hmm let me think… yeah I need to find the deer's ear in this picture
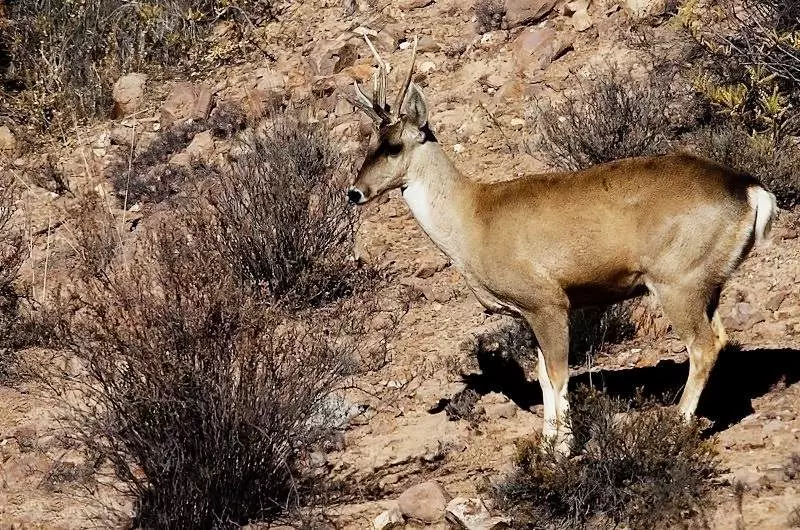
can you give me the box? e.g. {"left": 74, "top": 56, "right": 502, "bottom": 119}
{"left": 402, "top": 83, "right": 428, "bottom": 129}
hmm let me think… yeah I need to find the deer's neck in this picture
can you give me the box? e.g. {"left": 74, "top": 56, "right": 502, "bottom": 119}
{"left": 402, "top": 143, "right": 479, "bottom": 269}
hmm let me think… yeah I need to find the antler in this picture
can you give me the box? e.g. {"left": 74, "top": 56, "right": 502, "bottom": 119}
{"left": 352, "top": 34, "right": 419, "bottom": 126}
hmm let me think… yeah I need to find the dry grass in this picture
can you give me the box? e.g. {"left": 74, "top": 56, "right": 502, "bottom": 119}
{"left": 474, "top": 0, "right": 505, "bottom": 33}
{"left": 493, "top": 387, "right": 719, "bottom": 529}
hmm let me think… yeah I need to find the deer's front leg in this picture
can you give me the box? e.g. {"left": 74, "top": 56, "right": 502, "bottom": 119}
{"left": 522, "top": 304, "right": 571, "bottom": 455}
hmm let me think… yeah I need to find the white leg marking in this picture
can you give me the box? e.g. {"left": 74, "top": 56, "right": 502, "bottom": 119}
{"left": 538, "top": 348, "right": 557, "bottom": 439}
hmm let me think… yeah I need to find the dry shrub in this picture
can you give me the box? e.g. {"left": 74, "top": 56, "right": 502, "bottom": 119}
{"left": 108, "top": 120, "right": 213, "bottom": 204}
{"left": 66, "top": 191, "right": 121, "bottom": 278}
{"left": 207, "top": 113, "right": 370, "bottom": 308}
{"left": 0, "top": 176, "right": 25, "bottom": 377}
{"left": 534, "top": 65, "right": 676, "bottom": 171}
{"left": 0, "top": 0, "right": 278, "bottom": 130}
{"left": 474, "top": 0, "right": 506, "bottom": 33}
{"left": 445, "top": 388, "right": 483, "bottom": 424}
{"left": 790, "top": 505, "right": 800, "bottom": 528}
{"left": 494, "top": 387, "right": 719, "bottom": 529}
{"left": 61, "top": 220, "right": 389, "bottom": 528}
{"left": 693, "top": 125, "right": 800, "bottom": 208}
{"left": 209, "top": 101, "right": 248, "bottom": 139}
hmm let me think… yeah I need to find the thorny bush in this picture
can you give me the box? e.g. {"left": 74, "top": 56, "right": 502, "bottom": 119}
{"left": 60, "top": 217, "right": 392, "bottom": 528}
{"left": 0, "top": 174, "right": 24, "bottom": 377}
{"left": 494, "top": 387, "right": 719, "bottom": 529}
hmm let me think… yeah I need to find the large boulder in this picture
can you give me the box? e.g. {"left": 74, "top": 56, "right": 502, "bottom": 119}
{"left": 398, "top": 481, "right": 449, "bottom": 523}
{"left": 504, "top": 0, "right": 558, "bottom": 28}
{"left": 160, "top": 82, "right": 213, "bottom": 127}
{"left": 112, "top": 73, "right": 148, "bottom": 117}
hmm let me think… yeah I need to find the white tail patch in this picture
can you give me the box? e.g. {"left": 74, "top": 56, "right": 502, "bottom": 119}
{"left": 748, "top": 186, "right": 777, "bottom": 247}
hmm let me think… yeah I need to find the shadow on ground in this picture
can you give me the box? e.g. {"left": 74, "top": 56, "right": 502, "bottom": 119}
{"left": 433, "top": 345, "right": 800, "bottom": 433}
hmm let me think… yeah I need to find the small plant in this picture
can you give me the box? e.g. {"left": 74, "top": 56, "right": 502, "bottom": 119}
{"left": 445, "top": 387, "right": 484, "bottom": 425}
{"left": 208, "top": 100, "right": 247, "bottom": 139}
{"left": 494, "top": 387, "right": 719, "bottom": 529}
{"left": 66, "top": 191, "right": 121, "bottom": 278}
{"left": 533, "top": 65, "right": 675, "bottom": 171}
{"left": 474, "top": 0, "right": 506, "bottom": 33}
{"left": 0, "top": 175, "right": 25, "bottom": 378}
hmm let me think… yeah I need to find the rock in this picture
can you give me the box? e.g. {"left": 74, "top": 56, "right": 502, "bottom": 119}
{"left": 0, "top": 125, "right": 16, "bottom": 151}
{"left": 624, "top": 0, "right": 665, "bottom": 18}
{"left": 504, "top": 0, "right": 558, "bottom": 28}
{"left": 398, "top": 481, "right": 449, "bottom": 523}
{"left": 764, "top": 290, "right": 789, "bottom": 312}
{"left": 374, "top": 504, "right": 405, "bottom": 529}
{"left": 491, "top": 402, "right": 518, "bottom": 419}
{"left": 184, "top": 130, "right": 214, "bottom": 159}
{"left": 563, "top": 0, "right": 589, "bottom": 15}
{"left": 14, "top": 425, "right": 37, "bottom": 453}
{"left": 571, "top": 9, "right": 593, "bottom": 31}
{"left": 511, "top": 25, "right": 574, "bottom": 77}
{"left": 398, "top": 0, "right": 433, "bottom": 10}
{"left": 417, "top": 35, "right": 441, "bottom": 52}
{"left": 160, "top": 83, "right": 213, "bottom": 127}
{"left": 728, "top": 302, "right": 768, "bottom": 331}
{"left": 308, "top": 40, "right": 358, "bottom": 76}
{"left": 109, "top": 126, "right": 136, "bottom": 147}
{"left": 414, "top": 256, "right": 449, "bottom": 278}
{"left": 419, "top": 60, "right": 437, "bottom": 74}
{"left": 446, "top": 497, "right": 512, "bottom": 529}
{"left": 112, "top": 73, "right": 147, "bottom": 117}
{"left": 254, "top": 68, "right": 288, "bottom": 93}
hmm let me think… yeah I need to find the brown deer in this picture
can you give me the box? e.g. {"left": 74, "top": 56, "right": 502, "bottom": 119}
{"left": 347, "top": 36, "right": 777, "bottom": 451}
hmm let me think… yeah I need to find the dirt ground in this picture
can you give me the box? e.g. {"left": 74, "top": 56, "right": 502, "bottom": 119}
{"left": 1, "top": 0, "right": 799, "bottom": 528}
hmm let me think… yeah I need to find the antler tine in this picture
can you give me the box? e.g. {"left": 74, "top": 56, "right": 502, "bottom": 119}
{"left": 350, "top": 81, "right": 382, "bottom": 123}
{"left": 394, "top": 35, "right": 418, "bottom": 114}
{"left": 364, "top": 35, "right": 389, "bottom": 111}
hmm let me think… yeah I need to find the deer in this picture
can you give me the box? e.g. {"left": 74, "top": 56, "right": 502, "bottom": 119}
{"left": 346, "top": 35, "right": 778, "bottom": 452}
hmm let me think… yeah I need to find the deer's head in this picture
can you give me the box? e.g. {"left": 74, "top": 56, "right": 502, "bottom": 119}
{"left": 347, "top": 36, "right": 432, "bottom": 205}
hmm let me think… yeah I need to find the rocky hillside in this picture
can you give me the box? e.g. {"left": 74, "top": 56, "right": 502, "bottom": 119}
{"left": 1, "top": 0, "right": 800, "bottom": 528}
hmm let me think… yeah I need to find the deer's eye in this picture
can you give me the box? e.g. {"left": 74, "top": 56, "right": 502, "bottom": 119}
{"left": 386, "top": 143, "right": 403, "bottom": 157}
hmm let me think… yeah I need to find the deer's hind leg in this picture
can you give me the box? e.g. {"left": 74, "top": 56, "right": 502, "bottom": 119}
{"left": 651, "top": 282, "right": 725, "bottom": 418}
{"left": 521, "top": 304, "right": 571, "bottom": 453}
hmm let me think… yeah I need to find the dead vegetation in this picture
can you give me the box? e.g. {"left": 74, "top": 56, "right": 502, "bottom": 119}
{"left": 533, "top": 65, "right": 676, "bottom": 171}
{"left": 473, "top": 0, "right": 505, "bottom": 33}
{"left": 0, "top": 175, "right": 26, "bottom": 377}
{"left": 205, "top": 113, "right": 372, "bottom": 308}
{"left": 58, "top": 215, "right": 389, "bottom": 527}
{"left": 493, "top": 388, "right": 719, "bottom": 529}
{"left": 0, "top": 0, "right": 279, "bottom": 130}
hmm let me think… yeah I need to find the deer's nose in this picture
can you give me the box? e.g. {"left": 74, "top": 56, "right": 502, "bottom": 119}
{"left": 347, "top": 188, "right": 364, "bottom": 204}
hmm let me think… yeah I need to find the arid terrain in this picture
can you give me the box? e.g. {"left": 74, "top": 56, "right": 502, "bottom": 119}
{"left": 1, "top": 0, "right": 799, "bottom": 528}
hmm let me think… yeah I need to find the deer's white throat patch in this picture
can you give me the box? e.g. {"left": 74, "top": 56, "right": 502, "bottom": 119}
{"left": 402, "top": 180, "right": 465, "bottom": 266}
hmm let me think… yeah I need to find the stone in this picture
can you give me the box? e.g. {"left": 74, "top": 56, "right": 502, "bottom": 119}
{"left": 307, "top": 40, "right": 358, "bottom": 76}
{"left": 491, "top": 402, "right": 518, "bottom": 419}
{"left": 254, "top": 68, "right": 287, "bottom": 93}
{"left": 0, "top": 125, "right": 16, "bottom": 151}
{"left": 417, "top": 35, "right": 441, "bottom": 52}
{"left": 728, "top": 302, "right": 768, "bottom": 331}
{"left": 511, "top": 25, "right": 574, "bottom": 77}
{"left": 109, "top": 126, "right": 136, "bottom": 147}
{"left": 571, "top": 9, "right": 593, "bottom": 31}
{"left": 765, "top": 290, "right": 789, "bottom": 311}
{"left": 112, "top": 73, "right": 147, "bottom": 117}
{"left": 504, "top": 0, "right": 558, "bottom": 28}
{"left": 160, "top": 83, "right": 213, "bottom": 127}
{"left": 624, "top": 0, "right": 665, "bottom": 18}
{"left": 446, "top": 497, "right": 512, "bottom": 529}
{"left": 373, "top": 504, "right": 405, "bottom": 529}
{"left": 398, "top": 481, "right": 449, "bottom": 523}
{"left": 563, "top": 0, "right": 589, "bottom": 15}
{"left": 398, "top": 0, "right": 434, "bottom": 10}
